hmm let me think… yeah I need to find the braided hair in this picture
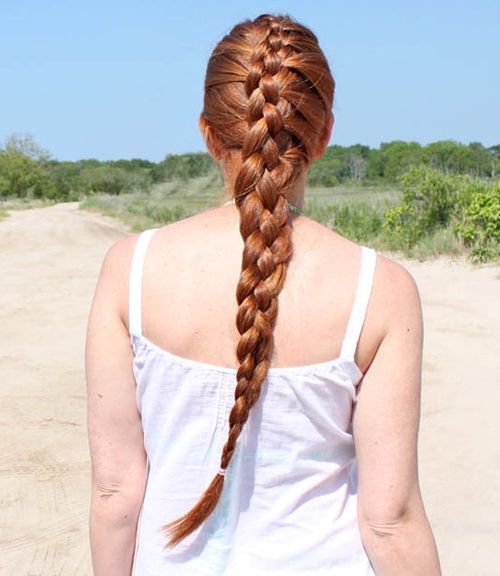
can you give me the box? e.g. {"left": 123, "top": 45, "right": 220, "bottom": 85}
{"left": 164, "top": 13, "right": 334, "bottom": 547}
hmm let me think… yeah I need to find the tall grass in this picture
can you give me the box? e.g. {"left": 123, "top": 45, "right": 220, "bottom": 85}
{"left": 80, "top": 174, "right": 223, "bottom": 231}
{"left": 306, "top": 184, "right": 400, "bottom": 207}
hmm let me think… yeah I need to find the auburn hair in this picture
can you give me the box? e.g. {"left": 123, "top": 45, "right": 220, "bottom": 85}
{"left": 163, "top": 13, "right": 335, "bottom": 547}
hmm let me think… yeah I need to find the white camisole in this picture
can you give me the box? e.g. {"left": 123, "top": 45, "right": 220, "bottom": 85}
{"left": 130, "top": 228, "right": 376, "bottom": 575}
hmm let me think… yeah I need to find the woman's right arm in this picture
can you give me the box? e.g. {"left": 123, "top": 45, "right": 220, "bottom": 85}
{"left": 353, "top": 258, "right": 441, "bottom": 575}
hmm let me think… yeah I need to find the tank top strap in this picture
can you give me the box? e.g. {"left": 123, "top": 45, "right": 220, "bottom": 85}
{"left": 129, "top": 228, "right": 158, "bottom": 337}
{"left": 340, "top": 246, "right": 377, "bottom": 361}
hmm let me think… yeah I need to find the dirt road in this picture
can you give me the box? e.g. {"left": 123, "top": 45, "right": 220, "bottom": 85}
{"left": 0, "top": 203, "right": 498, "bottom": 575}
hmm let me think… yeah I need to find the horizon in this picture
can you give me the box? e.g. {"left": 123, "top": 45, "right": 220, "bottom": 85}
{"left": 1, "top": 1, "right": 499, "bottom": 161}
{"left": 3, "top": 135, "right": 498, "bottom": 164}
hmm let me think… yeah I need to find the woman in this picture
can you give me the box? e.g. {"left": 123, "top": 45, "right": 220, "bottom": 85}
{"left": 86, "top": 13, "right": 441, "bottom": 575}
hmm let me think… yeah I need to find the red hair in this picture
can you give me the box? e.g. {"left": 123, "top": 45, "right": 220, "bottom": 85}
{"left": 163, "top": 13, "right": 334, "bottom": 547}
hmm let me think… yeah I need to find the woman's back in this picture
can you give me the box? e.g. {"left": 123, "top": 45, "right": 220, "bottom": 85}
{"left": 136, "top": 206, "right": 381, "bottom": 374}
{"left": 130, "top": 208, "right": 378, "bottom": 574}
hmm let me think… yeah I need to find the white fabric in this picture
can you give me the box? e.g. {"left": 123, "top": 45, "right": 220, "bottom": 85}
{"left": 129, "top": 228, "right": 158, "bottom": 337}
{"left": 130, "top": 228, "right": 376, "bottom": 575}
{"left": 340, "top": 247, "right": 377, "bottom": 360}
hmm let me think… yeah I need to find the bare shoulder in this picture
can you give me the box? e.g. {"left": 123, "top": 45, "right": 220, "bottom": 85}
{"left": 374, "top": 254, "right": 421, "bottom": 308}
{"left": 293, "top": 216, "right": 418, "bottom": 302}
{"left": 97, "top": 209, "right": 230, "bottom": 293}
{"left": 100, "top": 233, "right": 140, "bottom": 282}
{"left": 370, "top": 253, "right": 423, "bottom": 337}
{"left": 92, "top": 233, "right": 142, "bottom": 322}
{"left": 296, "top": 214, "right": 422, "bottom": 333}
{"left": 94, "top": 221, "right": 188, "bottom": 319}
{"left": 99, "top": 221, "right": 193, "bottom": 278}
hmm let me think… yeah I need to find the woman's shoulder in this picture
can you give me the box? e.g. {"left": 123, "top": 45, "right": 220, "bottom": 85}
{"left": 367, "top": 250, "right": 422, "bottom": 347}
{"left": 297, "top": 215, "right": 420, "bottom": 322}
{"left": 98, "top": 217, "right": 195, "bottom": 291}
{"left": 101, "top": 231, "right": 141, "bottom": 275}
{"left": 294, "top": 215, "right": 418, "bottom": 282}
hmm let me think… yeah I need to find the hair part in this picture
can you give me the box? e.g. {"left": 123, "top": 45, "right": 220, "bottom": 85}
{"left": 163, "top": 13, "right": 334, "bottom": 547}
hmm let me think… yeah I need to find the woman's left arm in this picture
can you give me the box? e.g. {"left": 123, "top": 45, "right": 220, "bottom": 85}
{"left": 86, "top": 236, "right": 147, "bottom": 576}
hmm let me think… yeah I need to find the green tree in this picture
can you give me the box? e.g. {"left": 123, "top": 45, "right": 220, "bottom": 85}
{"left": 0, "top": 134, "right": 57, "bottom": 198}
{"left": 0, "top": 148, "right": 52, "bottom": 198}
{"left": 423, "top": 140, "right": 492, "bottom": 176}
{"left": 377, "top": 141, "right": 423, "bottom": 181}
{"left": 156, "top": 153, "right": 216, "bottom": 181}
{"left": 382, "top": 166, "right": 458, "bottom": 248}
{"left": 78, "top": 165, "right": 141, "bottom": 195}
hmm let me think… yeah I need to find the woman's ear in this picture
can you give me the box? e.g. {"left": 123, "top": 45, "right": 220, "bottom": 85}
{"left": 314, "top": 112, "right": 334, "bottom": 159}
{"left": 199, "top": 114, "right": 224, "bottom": 161}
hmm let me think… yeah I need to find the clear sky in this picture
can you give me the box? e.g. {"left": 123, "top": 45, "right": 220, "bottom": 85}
{"left": 1, "top": 0, "right": 498, "bottom": 161}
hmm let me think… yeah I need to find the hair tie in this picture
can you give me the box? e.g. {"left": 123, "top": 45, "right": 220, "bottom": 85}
{"left": 217, "top": 467, "right": 226, "bottom": 477}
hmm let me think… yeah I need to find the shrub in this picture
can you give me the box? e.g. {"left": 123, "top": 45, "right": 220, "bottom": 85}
{"left": 0, "top": 149, "right": 53, "bottom": 198}
{"left": 454, "top": 181, "right": 500, "bottom": 262}
{"left": 382, "top": 166, "right": 499, "bottom": 261}
{"left": 78, "top": 165, "right": 146, "bottom": 195}
{"left": 382, "top": 166, "right": 458, "bottom": 248}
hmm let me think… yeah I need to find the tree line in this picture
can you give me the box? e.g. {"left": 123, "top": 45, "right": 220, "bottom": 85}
{"left": 0, "top": 133, "right": 498, "bottom": 201}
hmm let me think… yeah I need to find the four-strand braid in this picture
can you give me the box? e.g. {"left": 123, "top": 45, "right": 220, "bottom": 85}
{"left": 164, "top": 14, "right": 334, "bottom": 547}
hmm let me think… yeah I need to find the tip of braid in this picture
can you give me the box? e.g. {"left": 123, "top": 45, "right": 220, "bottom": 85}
{"left": 162, "top": 473, "right": 225, "bottom": 548}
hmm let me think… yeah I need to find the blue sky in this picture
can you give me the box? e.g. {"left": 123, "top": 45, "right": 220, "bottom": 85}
{"left": 1, "top": 0, "right": 498, "bottom": 161}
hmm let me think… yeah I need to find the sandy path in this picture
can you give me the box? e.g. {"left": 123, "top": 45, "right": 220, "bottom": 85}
{"left": 407, "top": 257, "right": 499, "bottom": 575}
{"left": 0, "top": 204, "right": 126, "bottom": 576}
{"left": 0, "top": 202, "right": 498, "bottom": 575}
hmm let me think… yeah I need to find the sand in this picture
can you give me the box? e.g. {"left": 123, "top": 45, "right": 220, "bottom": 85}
{"left": 0, "top": 202, "right": 498, "bottom": 575}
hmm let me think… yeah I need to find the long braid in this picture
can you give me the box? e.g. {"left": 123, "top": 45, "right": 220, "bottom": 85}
{"left": 163, "top": 14, "right": 334, "bottom": 547}
{"left": 225, "top": 23, "right": 297, "bottom": 466}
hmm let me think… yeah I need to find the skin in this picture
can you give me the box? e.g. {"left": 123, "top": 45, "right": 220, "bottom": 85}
{"left": 86, "top": 116, "right": 441, "bottom": 575}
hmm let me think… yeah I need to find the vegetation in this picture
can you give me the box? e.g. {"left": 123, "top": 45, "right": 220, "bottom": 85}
{"left": 307, "top": 140, "right": 499, "bottom": 186}
{"left": 80, "top": 173, "right": 221, "bottom": 231}
{"left": 383, "top": 167, "right": 499, "bottom": 261}
{"left": 454, "top": 179, "right": 500, "bottom": 262}
{"left": 1, "top": 133, "right": 499, "bottom": 262}
{"left": 1, "top": 133, "right": 498, "bottom": 201}
{"left": 305, "top": 200, "right": 385, "bottom": 244}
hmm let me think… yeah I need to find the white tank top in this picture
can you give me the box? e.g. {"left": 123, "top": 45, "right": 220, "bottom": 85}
{"left": 130, "top": 228, "right": 376, "bottom": 576}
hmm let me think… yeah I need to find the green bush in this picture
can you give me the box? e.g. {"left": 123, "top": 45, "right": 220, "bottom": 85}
{"left": 454, "top": 181, "right": 500, "bottom": 262}
{"left": 0, "top": 149, "right": 53, "bottom": 198}
{"left": 382, "top": 204, "right": 419, "bottom": 249}
{"left": 382, "top": 166, "right": 499, "bottom": 261}
{"left": 382, "top": 166, "right": 458, "bottom": 248}
{"left": 78, "top": 165, "right": 149, "bottom": 195}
